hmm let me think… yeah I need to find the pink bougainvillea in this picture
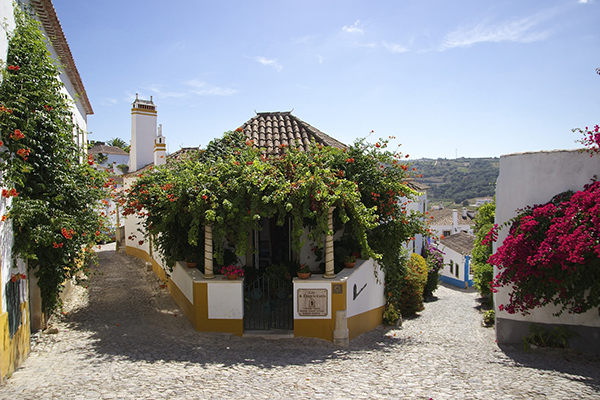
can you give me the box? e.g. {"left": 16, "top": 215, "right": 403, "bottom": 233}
{"left": 490, "top": 180, "right": 600, "bottom": 316}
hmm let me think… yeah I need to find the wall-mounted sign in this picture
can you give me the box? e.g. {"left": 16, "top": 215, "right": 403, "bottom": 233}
{"left": 297, "top": 289, "right": 328, "bottom": 316}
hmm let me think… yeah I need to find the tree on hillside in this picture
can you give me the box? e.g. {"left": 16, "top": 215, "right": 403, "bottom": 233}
{"left": 471, "top": 201, "right": 495, "bottom": 301}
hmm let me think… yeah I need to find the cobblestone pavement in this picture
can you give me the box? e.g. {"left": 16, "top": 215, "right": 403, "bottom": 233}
{"left": 1, "top": 244, "right": 599, "bottom": 399}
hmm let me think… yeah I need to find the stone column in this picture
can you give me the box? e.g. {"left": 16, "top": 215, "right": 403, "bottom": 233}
{"left": 324, "top": 207, "right": 336, "bottom": 279}
{"left": 204, "top": 225, "right": 215, "bottom": 279}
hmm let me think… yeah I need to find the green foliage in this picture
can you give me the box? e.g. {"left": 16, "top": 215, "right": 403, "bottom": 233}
{"left": 0, "top": 7, "right": 108, "bottom": 313}
{"left": 382, "top": 303, "right": 401, "bottom": 326}
{"left": 483, "top": 310, "right": 495, "bottom": 327}
{"left": 423, "top": 245, "right": 444, "bottom": 298}
{"left": 395, "top": 253, "right": 428, "bottom": 317}
{"left": 125, "top": 131, "right": 429, "bottom": 311}
{"left": 522, "top": 324, "right": 579, "bottom": 353}
{"left": 413, "top": 157, "right": 499, "bottom": 203}
{"left": 106, "top": 137, "right": 130, "bottom": 153}
{"left": 471, "top": 201, "right": 495, "bottom": 297}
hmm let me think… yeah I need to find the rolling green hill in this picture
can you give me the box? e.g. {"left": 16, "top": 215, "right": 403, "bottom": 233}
{"left": 411, "top": 157, "right": 499, "bottom": 205}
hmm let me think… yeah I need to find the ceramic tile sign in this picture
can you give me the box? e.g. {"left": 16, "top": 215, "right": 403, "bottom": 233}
{"left": 297, "top": 289, "right": 328, "bottom": 316}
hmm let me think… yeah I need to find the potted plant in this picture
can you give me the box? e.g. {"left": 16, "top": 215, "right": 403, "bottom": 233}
{"left": 297, "top": 264, "right": 311, "bottom": 279}
{"left": 185, "top": 253, "right": 197, "bottom": 268}
{"left": 220, "top": 265, "right": 245, "bottom": 280}
{"left": 344, "top": 252, "right": 360, "bottom": 268}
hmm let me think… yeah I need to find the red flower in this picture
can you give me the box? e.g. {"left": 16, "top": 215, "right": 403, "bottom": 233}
{"left": 10, "top": 129, "right": 25, "bottom": 140}
{"left": 201, "top": 195, "right": 208, "bottom": 200}
{"left": 7, "top": 65, "right": 20, "bottom": 71}
{"left": 61, "top": 228, "right": 74, "bottom": 239}
{"left": 346, "top": 158, "right": 355, "bottom": 163}
{"left": 138, "top": 240, "right": 144, "bottom": 245}
{"left": 375, "top": 143, "right": 381, "bottom": 148}
{"left": 0, "top": 141, "right": 4, "bottom": 147}
{"left": 16, "top": 148, "right": 30, "bottom": 160}
{"left": 1, "top": 215, "right": 7, "bottom": 222}
{"left": 53, "top": 241, "right": 64, "bottom": 248}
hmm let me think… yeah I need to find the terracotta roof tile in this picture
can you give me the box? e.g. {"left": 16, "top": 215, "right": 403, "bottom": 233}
{"left": 241, "top": 111, "right": 346, "bottom": 156}
{"left": 440, "top": 232, "right": 475, "bottom": 255}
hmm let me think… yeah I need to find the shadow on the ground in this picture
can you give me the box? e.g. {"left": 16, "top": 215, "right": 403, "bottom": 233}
{"left": 495, "top": 344, "right": 600, "bottom": 393}
{"left": 61, "top": 249, "right": 415, "bottom": 370}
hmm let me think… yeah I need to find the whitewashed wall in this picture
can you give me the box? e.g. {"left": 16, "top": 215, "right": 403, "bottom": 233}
{"left": 346, "top": 258, "right": 385, "bottom": 318}
{"left": 494, "top": 149, "right": 600, "bottom": 349}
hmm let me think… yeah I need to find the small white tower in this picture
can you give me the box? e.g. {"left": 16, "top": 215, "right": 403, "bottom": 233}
{"left": 154, "top": 124, "right": 167, "bottom": 166}
{"left": 129, "top": 94, "right": 157, "bottom": 171}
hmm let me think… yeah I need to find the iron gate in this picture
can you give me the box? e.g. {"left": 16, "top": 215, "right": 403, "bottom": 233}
{"left": 244, "top": 275, "right": 293, "bottom": 330}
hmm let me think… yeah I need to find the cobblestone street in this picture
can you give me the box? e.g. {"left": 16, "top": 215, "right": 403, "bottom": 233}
{"left": 1, "top": 244, "right": 599, "bottom": 399}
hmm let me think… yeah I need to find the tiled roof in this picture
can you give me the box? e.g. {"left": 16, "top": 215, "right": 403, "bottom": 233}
{"left": 89, "top": 143, "right": 128, "bottom": 156}
{"left": 29, "top": 0, "right": 93, "bottom": 115}
{"left": 240, "top": 111, "right": 346, "bottom": 156}
{"left": 440, "top": 232, "right": 474, "bottom": 255}
{"left": 429, "top": 208, "right": 475, "bottom": 226}
{"left": 403, "top": 178, "right": 430, "bottom": 192}
{"left": 127, "top": 112, "right": 346, "bottom": 174}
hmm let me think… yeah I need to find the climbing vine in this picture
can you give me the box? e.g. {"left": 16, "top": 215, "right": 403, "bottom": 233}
{"left": 0, "top": 6, "right": 108, "bottom": 313}
{"left": 124, "top": 131, "right": 429, "bottom": 308}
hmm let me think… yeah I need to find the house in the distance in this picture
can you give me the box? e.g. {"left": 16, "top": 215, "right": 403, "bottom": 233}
{"left": 429, "top": 207, "right": 475, "bottom": 238}
{"left": 88, "top": 142, "right": 129, "bottom": 175}
{"left": 437, "top": 232, "right": 474, "bottom": 289}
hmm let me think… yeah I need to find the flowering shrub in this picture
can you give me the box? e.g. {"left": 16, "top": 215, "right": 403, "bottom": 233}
{"left": 0, "top": 7, "right": 108, "bottom": 313}
{"left": 574, "top": 125, "right": 600, "bottom": 156}
{"left": 220, "top": 265, "right": 244, "bottom": 277}
{"left": 490, "top": 180, "right": 600, "bottom": 316}
{"left": 423, "top": 244, "right": 444, "bottom": 298}
{"left": 124, "top": 131, "right": 428, "bottom": 309}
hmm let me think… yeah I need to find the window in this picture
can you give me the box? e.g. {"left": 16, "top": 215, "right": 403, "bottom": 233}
{"left": 449, "top": 261, "right": 453, "bottom": 274}
{"left": 455, "top": 261, "right": 460, "bottom": 278}
{"left": 443, "top": 230, "right": 451, "bottom": 237}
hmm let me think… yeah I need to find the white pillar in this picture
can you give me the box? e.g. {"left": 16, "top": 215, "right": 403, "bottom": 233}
{"left": 323, "top": 207, "right": 335, "bottom": 279}
{"left": 204, "top": 225, "right": 215, "bottom": 279}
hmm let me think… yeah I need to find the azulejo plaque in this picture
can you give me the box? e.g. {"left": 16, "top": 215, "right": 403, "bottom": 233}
{"left": 297, "top": 288, "right": 328, "bottom": 316}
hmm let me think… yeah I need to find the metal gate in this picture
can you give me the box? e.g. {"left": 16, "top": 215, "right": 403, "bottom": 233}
{"left": 244, "top": 275, "right": 293, "bottom": 330}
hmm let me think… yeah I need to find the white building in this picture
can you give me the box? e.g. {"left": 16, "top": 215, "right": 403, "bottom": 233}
{"left": 437, "top": 232, "right": 474, "bottom": 289}
{"left": 429, "top": 207, "right": 475, "bottom": 238}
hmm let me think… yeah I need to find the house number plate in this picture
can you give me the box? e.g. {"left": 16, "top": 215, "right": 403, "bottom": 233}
{"left": 297, "top": 289, "right": 328, "bottom": 316}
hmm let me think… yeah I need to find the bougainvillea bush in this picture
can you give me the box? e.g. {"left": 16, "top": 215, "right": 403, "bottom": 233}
{"left": 489, "top": 180, "right": 600, "bottom": 316}
{"left": 423, "top": 244, "right": 444, "bottom": 298}
{"left": 0, "top": 7, "right": 108, "bottom": 312}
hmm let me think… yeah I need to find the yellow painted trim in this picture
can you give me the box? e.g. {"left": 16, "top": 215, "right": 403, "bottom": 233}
{"left": 0, "top": 302, "right": 31, "bottom": 383}
{"left": 347, "top": 305, "right": 384, "bottom": 341}
{"left": 131, "top": 108, "right": 157, "bottom": 115}
{"left": 193, "top": 282, "right": 243, "bottom": 336}
{"left": 125, "top": 245, "right": 243, "bottom": 336}
{"left": 294, "top": 319, "right": 334, "bottom": 341}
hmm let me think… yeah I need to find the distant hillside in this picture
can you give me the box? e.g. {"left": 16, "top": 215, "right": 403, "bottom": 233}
{"left": 411, "top": 157, "right": 499, "bottom": 204}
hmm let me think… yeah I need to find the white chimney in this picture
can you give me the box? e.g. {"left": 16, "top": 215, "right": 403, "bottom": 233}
{"left": 130, "top": 94, "right": 157, "bottom": 172}
{"left": 452, "top": 209, "right": 458, "bottom": 233}
{"left": 462, "top": 207, "right": 467, "bottom": 219}
{"left": 154, "top": 124, "right": 167, "bottom": 166}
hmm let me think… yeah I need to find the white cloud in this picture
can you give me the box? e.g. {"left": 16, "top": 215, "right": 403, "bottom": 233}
{"left": 383, "top": 41, "right": 409, "bottom": 53}
{"left": 145, "top": 84, "right": 187, "bottom": 98}
{"left": 442, "top": 13, "right": 553, "bottom": 50}
{"left": 185, "top": 80, "right": 238, "bottom": 96}
{"left": 578, "top": 0, "right": 592, "bottom": 3}
{"left": 100, "top": 98, "right": 118, "bottom": 106}
{"left": 252, "top": 56, "right": 283, "bottom": 72}
{"left": 317, "top": 54, "right": 324, "bottom": 64}
{"left": 342, "top": 20, "right": 364, "bottom": 34}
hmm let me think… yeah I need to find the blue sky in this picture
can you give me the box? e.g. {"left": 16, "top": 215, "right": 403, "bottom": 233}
{"left": 53, "top": 0, "right": 599, "bottom": 159}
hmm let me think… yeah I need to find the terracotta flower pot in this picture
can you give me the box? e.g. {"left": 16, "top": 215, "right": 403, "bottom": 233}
{"left": 344, "top": 262, "right": 356, "bottom": 268}
{"left": 186, "top": 262, "right": 197, "bottom": 268}
{"left": 227, "top": 273, "right": 239, "bottom": 280}
{"left": 297, "top": 272, "right": 311, "bottom": 279}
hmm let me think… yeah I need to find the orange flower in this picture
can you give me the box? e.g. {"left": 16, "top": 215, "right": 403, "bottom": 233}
{"left": 16, "top": 148, "right": 30, "bottom": 160}
{"left": 7, "top": 65, "right": 19, "bottom": 71}
{"left": 10, "top": 129, "right": 24, "bottom": 140}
